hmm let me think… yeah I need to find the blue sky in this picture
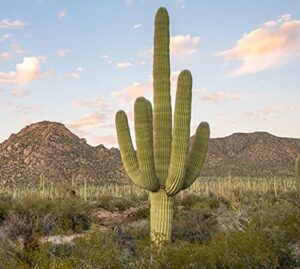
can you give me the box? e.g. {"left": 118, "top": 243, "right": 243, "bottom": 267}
{"left": 0, "top": 0, "right": 299, "bottom": 147}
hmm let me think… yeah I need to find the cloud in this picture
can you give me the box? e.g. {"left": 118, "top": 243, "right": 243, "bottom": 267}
{"left": 200, "top": 92, "right": 245, "bottom": 103}
{"left": 112, "top": 71, "right": 180, "bottom": 103}
{"left": 215, "top": 14, "right": 300, "bottom": 76}
{"left": 59, "top": 67, "right": 86, "bottom": 79}
{"left": 134, "top": 24, "right": 142, "bottom": 29}
{"left": 116, "top": 62, "right": 132, "bottom": 68}
{"left": 0, "top": 19, "right": 27, "bottom": 29}
{"left": 0, "top": 34, "right": 11, "bottom": 42}
{"left": 138, "top": 35, "right": 200, "bottom": 59}
{"left": 68, "top": 112, "right": 107, "bottom": 130}
{"left": 57, "top": 10, "right": 67, "bottom": 20}
{"left": 125, "top": 0, "right": 133, "bottom": 4}
{"left": 244, "top": 105, "right": 298, "bottom": 121}
{"left": 0, "top": 52, "right": 12, "bottom": 61}
{"left": 56, "top": 48, "right": 70, "bottom": 57}
{"left": 170, "top": 35, "right": 201, "bottom": 55}
{"left": 112, "top": 81, "right": 151, "bottom": 101}
{"left": 0, "top": 56, "right": 45, "bottom": 84}
{"left": 73, "top": 98, "right": 112, "bottom": 112}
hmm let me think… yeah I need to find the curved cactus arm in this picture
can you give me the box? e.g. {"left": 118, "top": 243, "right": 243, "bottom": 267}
{"left": 115, "top": 110, "right": 147, "bottom": 190}
{"left": 153, "top": 7, "right": 172, "bottom": 184}
{"left": 166, "top": 70, "right": 192, "bottom": 196}
{"left": 134, "top": 97, "right": 160, "bottom": 191}
{"left": 182, "top": 121, "right": 210, "bottom": 190}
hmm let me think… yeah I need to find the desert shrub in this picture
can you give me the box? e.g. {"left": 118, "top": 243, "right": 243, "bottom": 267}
{"left": 0, "top": 193, "right": 12, "bottom": 223}
{"left": 51, "top": 196, "right": 91, "bottom": 234}
{"left": 173, "top": 196, "right": 220, "bottom": 242}
{"left": 94, "top": 194, "right": 135, "bottom": 211}
{"left": 204, "top": 229, "right": 279, "bottom": 269}
{"left": 249, "top": 200, "right": 300, "bottom": 267}
{"left": 132, "top": 207, "right": 150, "bottom": 220}
{"left": 3, "top": 194, "right": 91, "bottom": 250}
{"left": 179, "top": 194, "right": 220, "bottom": 210}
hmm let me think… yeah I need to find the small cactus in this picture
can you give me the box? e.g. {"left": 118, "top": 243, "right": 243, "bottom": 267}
{"left": 115, "top": 7, "right": 210, "bottom": 242}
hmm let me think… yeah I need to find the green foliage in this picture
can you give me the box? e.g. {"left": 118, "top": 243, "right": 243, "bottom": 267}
{"left": 94, "top": 194, "right": 135, "bottom": 211}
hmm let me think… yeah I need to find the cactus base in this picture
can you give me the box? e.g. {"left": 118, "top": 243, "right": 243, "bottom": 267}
{"left": 150, "top": 189, "right": 174, "bottom": 242}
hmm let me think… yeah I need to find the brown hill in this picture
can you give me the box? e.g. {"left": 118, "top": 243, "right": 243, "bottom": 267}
{"left": 0, "top": 121, "right": 299, "bottom": 185}
{"left": 199, "top": 132, "right": 300, "bottom": 178}
{"left": 0, "top": 121, "right": 126, "bottom": 185}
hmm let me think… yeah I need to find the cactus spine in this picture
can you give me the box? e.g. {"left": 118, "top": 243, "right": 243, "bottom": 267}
{"left": 115, "top": 7, "right": 210, "bottom": 242}
{"left": 296, "top": 156, "right": 300, "bottom": 194}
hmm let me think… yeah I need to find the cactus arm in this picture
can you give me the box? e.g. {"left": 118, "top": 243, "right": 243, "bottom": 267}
{"left": 166, "top": 70, "right": 192, "bottom": 196}
{"left": 153, "top": 7, "right": 172, "bottom": 183}
{"left": 115, "top": 110, "right": 146, "bottom": 189}
{"left": 134, "top": 97, "right": 160, "bottom": 191}
{"left": 182, "top": 121, "right": 210, "bottom": 190}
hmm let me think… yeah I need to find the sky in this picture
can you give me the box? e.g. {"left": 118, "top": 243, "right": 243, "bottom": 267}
{"left": 0, "top": 0, "right": 299, "bottom": 147}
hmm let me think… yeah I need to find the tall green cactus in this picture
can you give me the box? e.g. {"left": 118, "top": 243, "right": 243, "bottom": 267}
{"left": 115, "top": 7, "right": 210, "bottom": 242}
{"left": 296, "top": 156, "right": 300, "bottom": 194}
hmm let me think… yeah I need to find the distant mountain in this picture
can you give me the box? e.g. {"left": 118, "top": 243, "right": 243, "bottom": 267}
{"left": 199, "top": 132, "right": 300, "bottom": 178}
{"left": 0, "top": 121, "right": 126, "bottom": 185}
{"left": 0, "top": 121, "right": 299, "bottom": 185}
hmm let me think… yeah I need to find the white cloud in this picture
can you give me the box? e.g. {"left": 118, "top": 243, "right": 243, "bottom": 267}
{"left": 59, "top": 67, "right": 86, "bottom": 79}
{"left": 0, "top": 56, "right": 45, "bottom": 84}
{"left": 116, "top": 62, "right": 132, "bottom": 68}
{"left": 0, "top": 34, "right": 11, "bottom": 42}
{"left": 215, "top": 14, "right": 300, "bottom": 76}
{"left": 68, "top": 112, "right": 107, "bottom": 130}
{"left": 170, "top": 35, "right": 201, "bottom": 55}
{"left": 56, "top": 48, "right": 70, "bottom": 57}
{"left": 0, "top": 19, "right": 27, "bottom": 29}
{"left": 134, "top": 24, "right": 142, "bottom": 29}
{"left": 57, "top": 10, "right": 67, "bottom": 20}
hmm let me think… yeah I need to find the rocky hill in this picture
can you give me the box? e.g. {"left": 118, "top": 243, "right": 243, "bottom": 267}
{"left": 0, "top": 121, "right": 126, "bottom": 185}
{"left": 0, "top": 121, "right": 299, "bottom": 185}
{"left": 200, "top": 132, "right": 300, "bottom": 178}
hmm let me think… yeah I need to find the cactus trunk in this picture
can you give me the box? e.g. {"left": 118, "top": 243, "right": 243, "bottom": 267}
{"left": 150, "top": 189, "right": 174, "bottom": 242}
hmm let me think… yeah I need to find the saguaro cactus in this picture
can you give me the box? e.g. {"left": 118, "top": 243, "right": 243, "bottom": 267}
{"left": 115, "top": 7, "right": 210, "bottom": 242}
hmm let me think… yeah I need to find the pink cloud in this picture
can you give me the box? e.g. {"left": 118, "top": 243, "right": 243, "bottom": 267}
{"left": 0, "top": 56, "right": 45, "bottom": 84}
{"left": 56, "top": 48, "right": 70, "bottom": 57}
{"left": 68, "top": 112, "right": 107, "bottom": 130}
{"left": 215, "top": 14, "right": 300, "bottom": 75}
{"left": 170, "top": 35, "right": 201, "bottom": 55}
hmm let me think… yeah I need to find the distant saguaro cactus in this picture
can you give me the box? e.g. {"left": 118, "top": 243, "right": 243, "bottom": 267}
{"left": 115, "top": 7, "right": 210, "bottom": 242}
{"left": 296, "top": 156, "right": 300, "bottom": 194}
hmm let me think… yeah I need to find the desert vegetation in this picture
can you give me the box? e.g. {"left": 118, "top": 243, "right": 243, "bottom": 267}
{"left": 0, "top": 178, "right": 299, "bottom": 268}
